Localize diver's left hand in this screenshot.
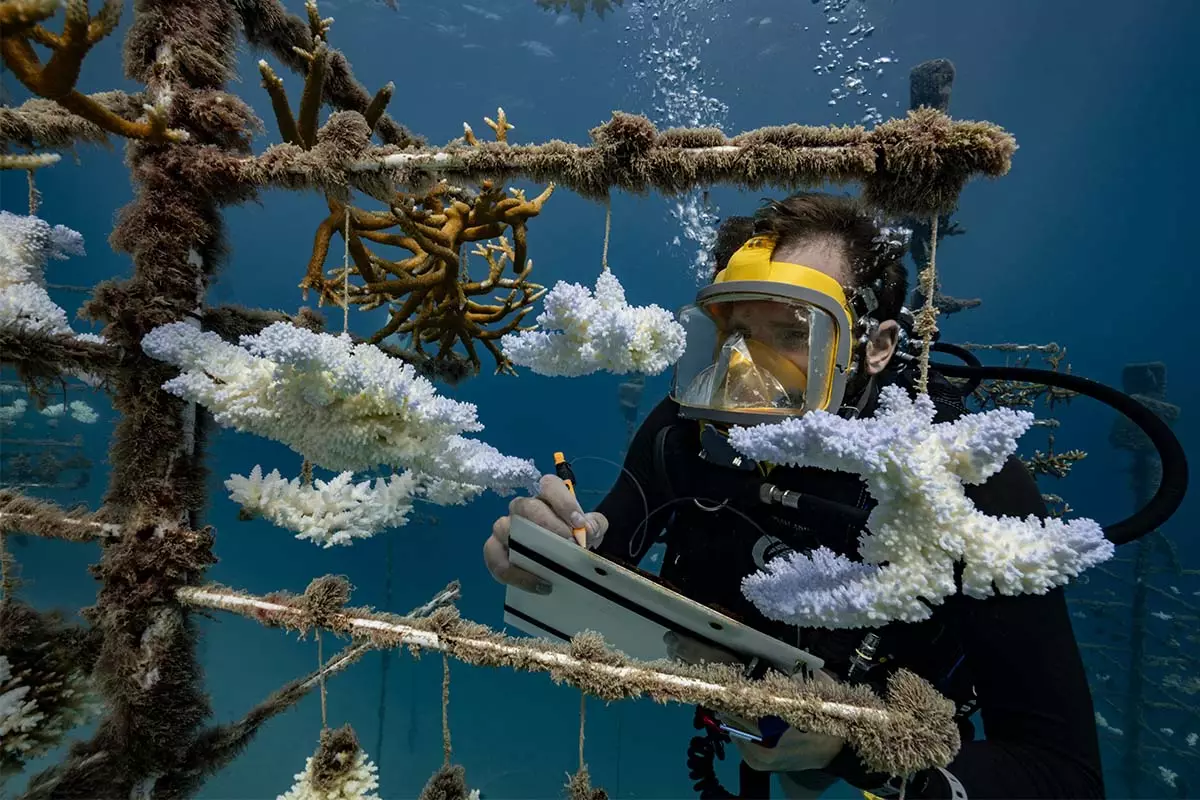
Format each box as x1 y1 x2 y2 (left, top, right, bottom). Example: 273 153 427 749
663 631 847 773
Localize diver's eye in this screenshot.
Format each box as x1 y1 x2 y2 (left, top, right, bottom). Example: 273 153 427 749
778 331 808 348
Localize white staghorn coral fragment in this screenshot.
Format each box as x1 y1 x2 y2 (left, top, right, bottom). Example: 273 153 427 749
280 728 381 800
226 466 419 547
501 269 686 377
39 400 99 424
0 655 45 757
141 321 538 496
0 210 86 338
728 385 1114 628
0 399 27 427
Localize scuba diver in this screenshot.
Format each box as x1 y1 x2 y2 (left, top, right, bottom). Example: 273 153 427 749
483 192 1186 799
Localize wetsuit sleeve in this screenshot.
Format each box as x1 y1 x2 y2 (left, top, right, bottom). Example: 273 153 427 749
591 395 682 567
830 455 1105 798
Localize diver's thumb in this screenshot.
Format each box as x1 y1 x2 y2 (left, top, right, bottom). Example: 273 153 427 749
585 512 608 548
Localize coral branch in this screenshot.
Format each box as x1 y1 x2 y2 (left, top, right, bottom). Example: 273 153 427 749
176 583 960 777
0 0 185 143
231 0 423 149
0 91 148 148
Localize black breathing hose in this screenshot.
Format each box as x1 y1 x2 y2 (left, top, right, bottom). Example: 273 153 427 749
924 353 1188 546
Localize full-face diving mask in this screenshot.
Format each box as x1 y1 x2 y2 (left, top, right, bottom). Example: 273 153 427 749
670 234 860 428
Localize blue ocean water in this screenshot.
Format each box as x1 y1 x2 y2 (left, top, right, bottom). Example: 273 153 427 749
2 0 1196 797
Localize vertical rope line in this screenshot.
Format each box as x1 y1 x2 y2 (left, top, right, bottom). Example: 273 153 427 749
317 632 328 729
441 653 452 765
915 215 940 394
578 692 587 771
0 532 13 602
601 198 612 273
342 206 351 334
26 169 39 215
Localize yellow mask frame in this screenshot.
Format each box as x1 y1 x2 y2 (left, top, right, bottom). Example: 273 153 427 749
673 234 859 426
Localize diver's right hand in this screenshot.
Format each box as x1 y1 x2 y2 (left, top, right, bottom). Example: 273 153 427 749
483 474 609 594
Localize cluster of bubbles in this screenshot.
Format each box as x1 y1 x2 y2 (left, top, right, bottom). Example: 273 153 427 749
613 1 897 281
618 0 733 283
808 0 896 126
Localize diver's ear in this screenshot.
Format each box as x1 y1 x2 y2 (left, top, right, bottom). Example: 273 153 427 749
864 319 899 375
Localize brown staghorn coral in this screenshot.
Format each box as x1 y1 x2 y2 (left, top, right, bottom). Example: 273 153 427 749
254 11 551 376
230 0 422 149
0 0 185 143
0 90 149 150
349 182 553 376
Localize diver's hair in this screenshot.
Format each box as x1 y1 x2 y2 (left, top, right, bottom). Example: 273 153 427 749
712 215 757 272
747 192 909 323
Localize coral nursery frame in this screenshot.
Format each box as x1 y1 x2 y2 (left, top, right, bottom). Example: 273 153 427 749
0 0 1020 796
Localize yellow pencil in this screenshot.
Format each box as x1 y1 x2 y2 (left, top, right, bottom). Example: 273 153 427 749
553 451 588 547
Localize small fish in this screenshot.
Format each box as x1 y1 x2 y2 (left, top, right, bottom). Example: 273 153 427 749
462 4 501 20
520 40 555 58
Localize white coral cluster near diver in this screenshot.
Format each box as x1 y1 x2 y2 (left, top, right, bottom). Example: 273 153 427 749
728 385 1114 628
141 321 539 493
500 269 687 377
223 465 485 548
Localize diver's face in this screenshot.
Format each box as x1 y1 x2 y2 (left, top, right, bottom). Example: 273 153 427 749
768 238 900 376
721 239 852 370
725 301 811 368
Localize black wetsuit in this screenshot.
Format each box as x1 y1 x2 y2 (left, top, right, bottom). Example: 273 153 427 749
593 369 1105 799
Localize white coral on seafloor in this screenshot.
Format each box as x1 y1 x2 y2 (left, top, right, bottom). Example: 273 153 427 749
140 321 539 496
727 384 1114 628
279 729 380 800
500 269 686 377
0 210 86 338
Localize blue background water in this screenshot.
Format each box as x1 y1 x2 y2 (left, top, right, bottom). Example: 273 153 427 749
3 0 1197 797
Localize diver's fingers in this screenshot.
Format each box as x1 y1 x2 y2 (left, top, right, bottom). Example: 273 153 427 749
584 512 608 549
509 492 573 539
483 533 550 594
491 514 511 546
538 473 598 539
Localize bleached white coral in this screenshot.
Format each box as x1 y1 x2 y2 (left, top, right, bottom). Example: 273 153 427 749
226 466 419 547
0 210 86 337
279 744 381 800
141 321 538 495
728 385 1114 628
0 655 45 757
500 269 686 377
39 400 98 424
0 399 27 427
